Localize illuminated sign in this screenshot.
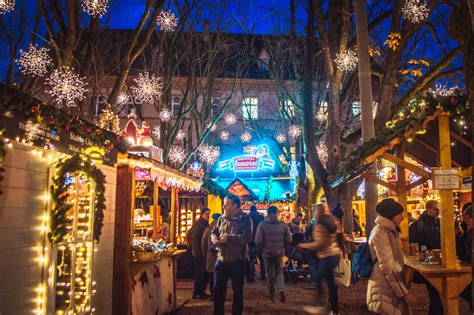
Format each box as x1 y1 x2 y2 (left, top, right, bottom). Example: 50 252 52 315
218 144 275 172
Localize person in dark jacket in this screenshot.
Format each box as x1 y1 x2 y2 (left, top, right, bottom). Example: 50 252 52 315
190 207 210 299
409 200 442 315
247 205 265 281
201 213 222 300
332 203 344 224
255 206 292 302
457 206 472 310
211 195 252 315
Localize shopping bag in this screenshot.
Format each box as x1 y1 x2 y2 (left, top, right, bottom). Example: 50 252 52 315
335 254 351 287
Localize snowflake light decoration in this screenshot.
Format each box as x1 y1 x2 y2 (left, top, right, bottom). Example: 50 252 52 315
117 92 130 105
240 132 252 143
198 144 220 165
98 105 120 133
219 130 229 141
152 126 160 140
316 107 327 122
157 10 178 32
131 72 163 103
334 49 358 72
288 125 302 139
176 130 186 140
429 84 457 97
224 113 237 125
46 67 88 108
402 0 429 23
81 0 108 18
16 45 52 77
168 146 186 165
0 0 14 14
159 108 172 122
316 141 328 166
276 134 286 144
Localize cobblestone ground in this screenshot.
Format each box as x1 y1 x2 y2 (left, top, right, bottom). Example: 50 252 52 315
173 277 471 314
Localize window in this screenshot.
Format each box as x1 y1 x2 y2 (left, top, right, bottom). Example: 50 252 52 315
94 96 106 116
172 96 181 117
127 103 142 116
352 101 361 116
242 97 258 120
211 97 220 117
281 99 295 118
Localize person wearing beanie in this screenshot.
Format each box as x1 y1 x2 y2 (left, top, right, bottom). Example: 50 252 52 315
367 199 417 315
201 212 222 300
190 207 211 299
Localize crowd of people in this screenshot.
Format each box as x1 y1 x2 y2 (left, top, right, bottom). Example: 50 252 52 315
187 194 472 315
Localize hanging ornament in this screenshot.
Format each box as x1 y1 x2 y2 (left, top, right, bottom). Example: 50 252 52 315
334 49 358 72
316 141 328 166
46 67 88 108
276 134 286 144
152 126 160 140
429 84 457 97
176 129 186 140
97 104 120 133
198 144 220 165
131 72 163 103
16 44 52 77
315 107 327 122
240 131 252 143
288 125 302 139
81 0 108 18
219 130 229 140
224 113 237 125
186 161 204 179
168 146 186 165
402 0 429 23
157 10 178 32
0 0 14 14
159 108 172 122
117 92 130 105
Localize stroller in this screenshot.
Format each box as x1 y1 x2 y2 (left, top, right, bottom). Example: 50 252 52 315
284 232 310 283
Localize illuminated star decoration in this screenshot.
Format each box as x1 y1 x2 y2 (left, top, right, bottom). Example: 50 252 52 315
176 130 186 140
98 104 120 133
402 0 429 23
157 10 178 32
117 92 130 105
131 72 163 104
168 146 186 165
316 140 328 166
288 125 302 139
81 0 108 18
224 113 237 125
198 144 220 165
429 84 457 97
240 132 252 143
0 0 14 14
219 130 229 141
334 49 358 72
316 107 327 122
46 67 88 108
16 44 52 77
152 126 160 140
276 134 286 143
159 108 172 122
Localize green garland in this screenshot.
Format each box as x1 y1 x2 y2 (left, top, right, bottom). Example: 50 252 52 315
49 154 106 244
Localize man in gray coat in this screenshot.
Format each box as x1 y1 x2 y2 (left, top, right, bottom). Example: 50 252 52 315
255 206 292 303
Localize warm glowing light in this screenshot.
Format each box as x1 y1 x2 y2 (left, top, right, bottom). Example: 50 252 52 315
0 0 14 14
224 113 237 125
168 146 186 165
131 72 163 103
240 131 252 143
288 125 302 139
198 144 220 165
159 108 172 122
334 49 358 72
81 0 108 17
157 10 178 32
46 67 88 108
219 130 229 140
176 130 186 141
276 134 286 143
402 0 429 23
16 44 52 77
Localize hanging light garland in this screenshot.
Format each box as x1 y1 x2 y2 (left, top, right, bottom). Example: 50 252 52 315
0 0 14 14
16 44 52 77
402 0 429 23
159 108 172 122
334 49 358 72
240 131 252 143
97 104 120 133
198 144 220 165
131 72 163 103
276 134 286 144
81 0 108 18
288 125 302 139
219 130 229 141
224 113 237 125
176 129 186 140
46 67 88 108
157 10 178 32
168 146 186 165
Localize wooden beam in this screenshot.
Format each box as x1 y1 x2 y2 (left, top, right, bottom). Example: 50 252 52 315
362 173 397 192
406 177 428 191
462 167 472 178
382 152 432 179
170 187 177 245
450 130 472 149
395 145 409 254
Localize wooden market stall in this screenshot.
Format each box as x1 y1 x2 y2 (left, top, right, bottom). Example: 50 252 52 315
112 153 202 315
0 84 123 314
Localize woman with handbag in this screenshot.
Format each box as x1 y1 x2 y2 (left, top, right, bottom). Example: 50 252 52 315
299 203 342 315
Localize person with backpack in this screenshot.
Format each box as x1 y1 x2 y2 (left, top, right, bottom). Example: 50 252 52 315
247 205 265 281
189 207 211 299
255 206 292 302
367 198 417 315
298 203 341 315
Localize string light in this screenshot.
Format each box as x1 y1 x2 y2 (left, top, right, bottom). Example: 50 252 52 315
224 113 237 125
157 10 178 32
276 134 286 143
402 0 429 23
0 0 14 14
198 144 220 165
176 130 186 140
429 84 457 97
316 141 328 166
219 130 229 140
131 72 163 104
16 44 52 77
334 49 358 72
240 131 252 143
46 67 88 108
81 0 108 17
159 108 172 122
97 104 120 133
168 146 186 165
288 125 302 139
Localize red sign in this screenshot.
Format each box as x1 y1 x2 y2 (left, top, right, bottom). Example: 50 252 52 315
233 156 259 171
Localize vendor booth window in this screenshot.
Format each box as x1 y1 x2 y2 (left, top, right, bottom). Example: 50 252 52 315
242 97 258 120
127 103 143 117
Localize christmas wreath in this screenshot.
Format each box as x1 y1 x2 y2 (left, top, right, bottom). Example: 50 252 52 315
49 154 106 244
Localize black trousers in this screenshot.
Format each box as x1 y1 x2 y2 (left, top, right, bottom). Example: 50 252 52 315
214 260 245 315
193 255 208 296
426 281 443 315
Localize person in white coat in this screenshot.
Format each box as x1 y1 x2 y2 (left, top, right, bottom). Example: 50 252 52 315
367 198 417 315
